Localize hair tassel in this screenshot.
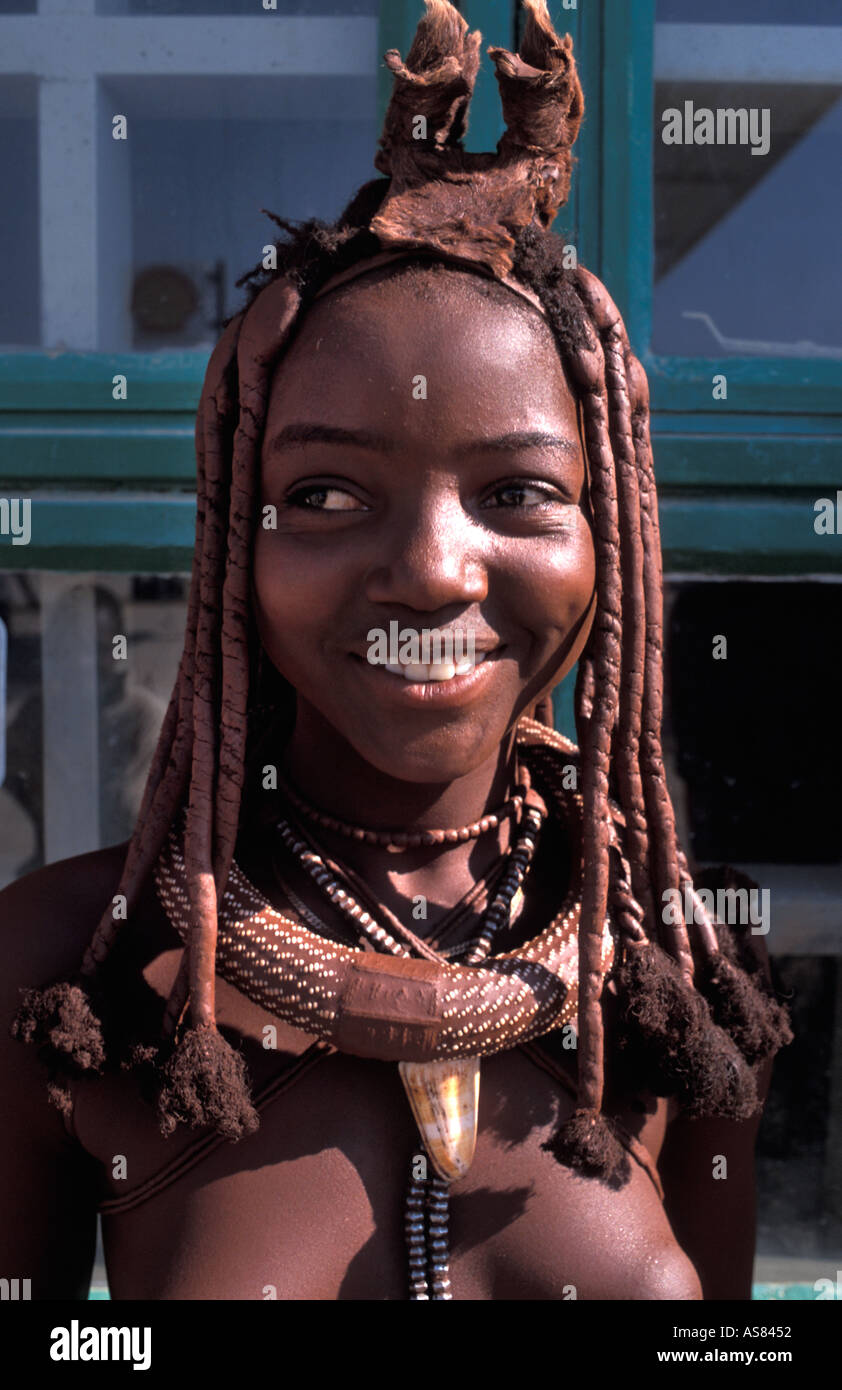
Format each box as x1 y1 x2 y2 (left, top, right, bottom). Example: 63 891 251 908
154 1021 258 1142
11 975 106 1082
696 946 793 1066
542 1107 630 1185
612 936 759 1120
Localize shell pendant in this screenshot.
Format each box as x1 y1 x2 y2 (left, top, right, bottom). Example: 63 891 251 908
398 1057 480 1182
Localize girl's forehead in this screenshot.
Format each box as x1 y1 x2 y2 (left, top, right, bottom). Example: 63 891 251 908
273 274 569 394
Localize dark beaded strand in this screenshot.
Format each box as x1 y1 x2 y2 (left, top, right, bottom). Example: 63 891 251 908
275 767 548 1300
403 1161 454 1301
464 805 543 964
405 1169 430 1301
276 770 528 849
426 1177 453 1300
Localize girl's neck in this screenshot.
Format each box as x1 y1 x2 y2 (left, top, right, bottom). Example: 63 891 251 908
276 708 520 834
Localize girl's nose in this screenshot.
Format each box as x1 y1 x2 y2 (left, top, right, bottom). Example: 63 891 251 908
363 494 487 612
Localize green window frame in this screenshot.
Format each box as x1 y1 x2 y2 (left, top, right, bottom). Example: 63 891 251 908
597 0 842 576
1 0 839 576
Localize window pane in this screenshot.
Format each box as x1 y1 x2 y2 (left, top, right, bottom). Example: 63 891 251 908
653 4 842 357
120 76 377 350
0 573 187 886
0 3 379 350
0 78 39 347
98 0 376 12
665 580 842 865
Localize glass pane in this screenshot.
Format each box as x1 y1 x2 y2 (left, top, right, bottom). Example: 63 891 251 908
0 3 379 350
661 574 842 1281
0 78 39 347
0 573 187 887
755 954 842 1276
664 580 842 865
98 0 376 12
120 77 377 351
653 3 842 356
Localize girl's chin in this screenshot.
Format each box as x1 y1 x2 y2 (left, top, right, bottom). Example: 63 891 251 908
330 720 510 786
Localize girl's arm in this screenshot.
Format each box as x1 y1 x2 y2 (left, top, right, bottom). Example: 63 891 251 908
0 859 115 1299
658 1051 773 1300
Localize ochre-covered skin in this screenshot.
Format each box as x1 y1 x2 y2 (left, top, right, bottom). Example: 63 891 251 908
0 809 771 1300
0 251 776 1305
0 1 787 1300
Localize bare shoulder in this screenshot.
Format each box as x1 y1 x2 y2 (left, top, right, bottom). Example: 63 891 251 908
0 847 134 1293
0 841 132 995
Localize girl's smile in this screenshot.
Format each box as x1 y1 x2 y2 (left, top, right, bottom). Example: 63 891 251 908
252 265 596 799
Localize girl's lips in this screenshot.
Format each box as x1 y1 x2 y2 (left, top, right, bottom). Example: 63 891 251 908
349 649 503 706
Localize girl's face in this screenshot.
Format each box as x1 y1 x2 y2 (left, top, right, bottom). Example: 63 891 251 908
252 270 596 784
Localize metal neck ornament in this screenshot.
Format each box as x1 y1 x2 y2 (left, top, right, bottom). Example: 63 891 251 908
154 722 617 1300
273 785 544 1300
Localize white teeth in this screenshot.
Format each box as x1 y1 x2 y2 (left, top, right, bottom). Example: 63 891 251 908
380 653 488 683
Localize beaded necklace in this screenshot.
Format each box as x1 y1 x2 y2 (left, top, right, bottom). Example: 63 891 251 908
267 786 544 1297
153 721 617 1300
276 769 529 851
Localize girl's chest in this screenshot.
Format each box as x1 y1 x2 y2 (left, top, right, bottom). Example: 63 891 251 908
74 997 702 1301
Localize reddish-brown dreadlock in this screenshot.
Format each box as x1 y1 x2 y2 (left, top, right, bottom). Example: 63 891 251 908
12 0 790 1176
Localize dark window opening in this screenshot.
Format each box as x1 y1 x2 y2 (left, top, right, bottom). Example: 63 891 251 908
667 581 842 864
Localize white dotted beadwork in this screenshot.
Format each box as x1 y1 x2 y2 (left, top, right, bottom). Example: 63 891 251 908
152 721 616 1059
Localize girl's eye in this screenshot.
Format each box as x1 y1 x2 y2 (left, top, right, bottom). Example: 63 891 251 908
483 482 563 509
286 484 365 512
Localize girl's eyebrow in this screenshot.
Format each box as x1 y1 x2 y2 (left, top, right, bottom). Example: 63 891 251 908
267 423 578 457
454 430 578 457
267 422 391 454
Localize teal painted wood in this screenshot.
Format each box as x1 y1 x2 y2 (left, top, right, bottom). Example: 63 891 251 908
0 418 196 484
458 0 513 152
3 493 837 576
657 496 842 574
0 353 206 412
377 0 423 127
599 0 653 350
650 432 842 489
0 496 196 573
552 669 578 745
2 416 836 489
646 354 842 418
654 413 839 437
0 0 835 572
565 1 602 274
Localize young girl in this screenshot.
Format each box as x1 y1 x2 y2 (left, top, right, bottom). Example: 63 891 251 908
2 0 790 1300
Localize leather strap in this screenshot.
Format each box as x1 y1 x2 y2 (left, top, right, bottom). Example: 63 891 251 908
98 1041 334 1217
518 1039 666 1204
